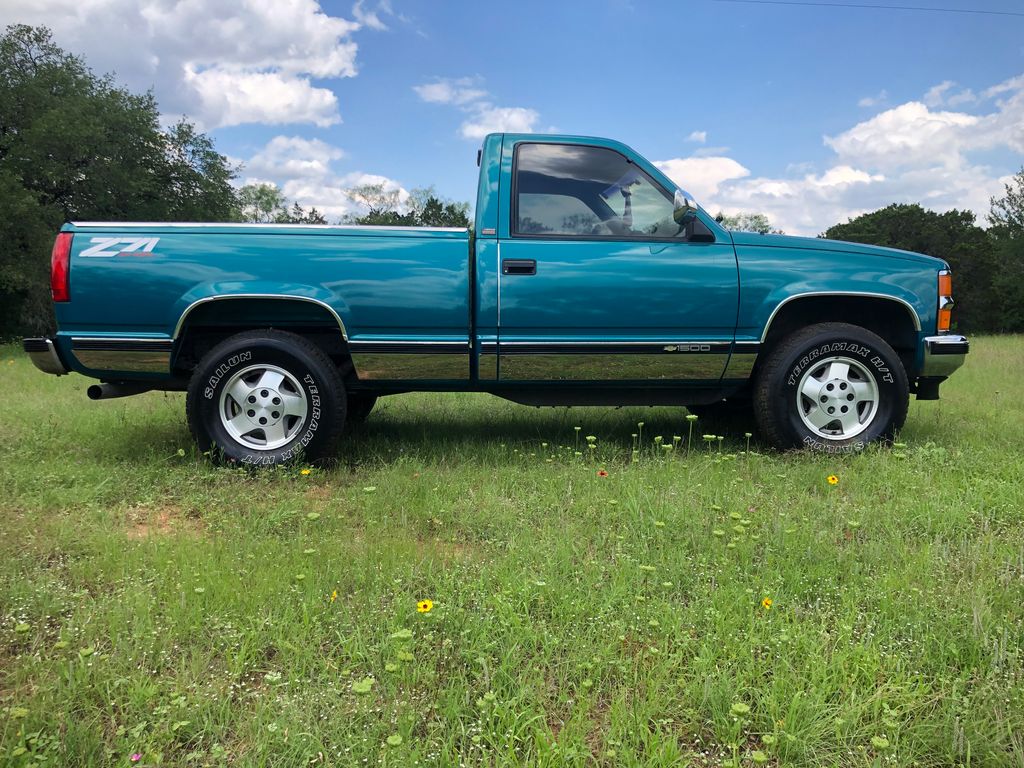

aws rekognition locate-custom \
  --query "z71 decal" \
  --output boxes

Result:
[80,237,160,258]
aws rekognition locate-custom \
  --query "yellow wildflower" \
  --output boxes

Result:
[417,598,433,614]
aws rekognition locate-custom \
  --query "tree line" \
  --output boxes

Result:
[1,24,1020,337]
[0,25,469,335]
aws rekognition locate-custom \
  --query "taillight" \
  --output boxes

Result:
[937,269,953,332]
[50,232,72,302]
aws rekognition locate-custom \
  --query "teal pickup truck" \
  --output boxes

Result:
[24,133,968,464]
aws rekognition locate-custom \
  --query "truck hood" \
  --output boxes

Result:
[728,230,947,268]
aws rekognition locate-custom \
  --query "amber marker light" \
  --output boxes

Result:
[937,269,953,332]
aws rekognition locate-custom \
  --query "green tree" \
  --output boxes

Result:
[823,203,999,332]
[716,212,783,234]
[238,183,289,223]
[0,24,239,335]
[342,183,415,226]
[988,168,1024,332]
[236,185,328,224]
[159,121,240,221]
[285,202,327,225]
[407,187,472,227]
[343,184,471,227]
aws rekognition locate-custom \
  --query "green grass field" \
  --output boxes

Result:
[1,337,1022,767]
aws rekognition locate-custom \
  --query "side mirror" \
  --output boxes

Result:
[673,190,698,224]
[685,218,715,243]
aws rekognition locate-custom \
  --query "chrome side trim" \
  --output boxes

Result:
[71,337,173,351]
[69,337,174,374]
[760,292,922,341]
[479,353,498,380]
[72,222,467,233]
[921,334,969,378]
[722,353,758,379]
[348,340,468,351]
[22,338,67,376]
[500,353,727,381]
[72,349,171,373]
[499,340,732,351]
[172,294,349,340]
[70,336,170,344]
[350,353,469,380]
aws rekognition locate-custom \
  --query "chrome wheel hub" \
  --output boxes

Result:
[218,364,308,450]
[796,355,879,440]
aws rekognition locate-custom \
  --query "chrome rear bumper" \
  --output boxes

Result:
[22,337,68,376]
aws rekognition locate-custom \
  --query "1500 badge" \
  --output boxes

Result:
[80,237,160,258]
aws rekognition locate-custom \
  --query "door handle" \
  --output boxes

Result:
[502,259,536,275]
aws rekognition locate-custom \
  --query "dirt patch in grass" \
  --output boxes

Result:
[413,537,484,565]
[125,504,205,539]
[303,483,336,504]
[585,692,612,759]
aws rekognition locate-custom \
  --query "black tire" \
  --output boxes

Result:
[753,322,908,452]
[345,393,378,425]
[186,330,346,466]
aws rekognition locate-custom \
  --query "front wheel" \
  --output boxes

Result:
[753,323,908,452]
[186,330,346,466]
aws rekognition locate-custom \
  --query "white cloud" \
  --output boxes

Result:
[238,136,407,221]
[923,80,954,107]
[857,89,888,108]
[0,0,362,129]
[352,0,391,30]
[983,74,1024,99]
[824,102,978,169]
[686,130,707,143]
[413,78,488,106]
[245,136,345,179]
[414,77,540,140]
[183,67,340,129]
[654,157,750,199]
[654,72,1024,235]
[459,106,540,140]
[924,80,977,109]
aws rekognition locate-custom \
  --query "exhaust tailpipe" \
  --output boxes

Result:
[87,383,154,400]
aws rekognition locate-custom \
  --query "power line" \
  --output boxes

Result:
[710,0,1024,18]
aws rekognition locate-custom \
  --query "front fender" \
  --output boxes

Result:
[736,248,937,340]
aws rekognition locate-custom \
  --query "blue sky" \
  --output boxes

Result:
[5,0,1024,233]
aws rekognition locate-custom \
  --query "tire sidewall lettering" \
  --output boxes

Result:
[787,342,872,386]
[204,350,323,461]
[204,350,252,400]
[778,332,904,449]
[801,435,866,453]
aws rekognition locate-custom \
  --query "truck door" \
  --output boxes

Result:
[495,140,738,382]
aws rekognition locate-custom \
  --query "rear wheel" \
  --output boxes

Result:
[186,330,346,466]
[753,322,908,452]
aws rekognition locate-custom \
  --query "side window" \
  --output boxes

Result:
[513,143,681,239]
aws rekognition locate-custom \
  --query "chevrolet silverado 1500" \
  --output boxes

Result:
[23,133,968,463]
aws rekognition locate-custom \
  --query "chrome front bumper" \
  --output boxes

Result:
[921,334,969,378]
[22,337,68,376]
